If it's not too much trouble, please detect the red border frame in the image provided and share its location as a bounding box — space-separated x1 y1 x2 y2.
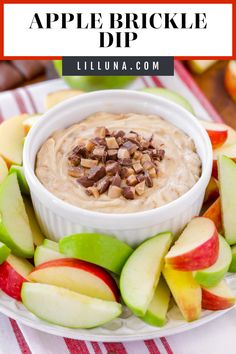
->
0 0 235 59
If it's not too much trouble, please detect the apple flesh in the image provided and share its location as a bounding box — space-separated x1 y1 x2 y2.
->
29 258 119 302
200 120 228 149
34 240 65 266
0 156 8 184
162 266 201 322
200 120 236 148
212 144 236 179
21 283 122 329
187 60 217 74
218 155 236 245
229 245 236 272
22 114 42 136
0 241 10 265
23 197 45 246
59 233 133 274
193 236 232 287
141 88 195 114
9 165 29 195
45 90 84 110
0 254 33 301
120 232 172 317
225 60 236 102
141 276 170 327
0 114 29 166
0 174 34 258
202 280 235 310
203 197 222 233
204 177 219 203
165 217 219 271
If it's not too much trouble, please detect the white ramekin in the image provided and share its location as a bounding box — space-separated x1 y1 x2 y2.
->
23 90 212 246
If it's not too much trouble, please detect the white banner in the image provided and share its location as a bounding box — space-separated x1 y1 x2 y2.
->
4 3 232 57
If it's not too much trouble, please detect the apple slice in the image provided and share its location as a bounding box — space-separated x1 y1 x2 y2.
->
9 165 29 195
203 197 222 233
187 60 217 74
162 266 201 322
21 283 122 328
0 254 33 301
0 173 34 258
34 240 65 266
0 241 10 265
45 89 84 110
225 60 236 102
200 120 236 148
212 144 236 179
229 245 236 272
193 236 232 287
23 197 44 246
218 155 236 245
22 114 42 136
141 276 170 327
59 233 133 274
0 114 29 166
0 156 8 184
141 88 195 114
202 280 235 310
165 217 219 271
200 120 228 149
29 258 119 302
120 232 172 316
204 177 219 203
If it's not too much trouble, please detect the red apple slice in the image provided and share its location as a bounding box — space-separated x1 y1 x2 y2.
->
200 120 228 149
202 280 235 310
203 197 222 233
29 258 119 302
225 60 236 102
212 144 236 179
204 177 219 203
0 254 33 301
165 217 219 271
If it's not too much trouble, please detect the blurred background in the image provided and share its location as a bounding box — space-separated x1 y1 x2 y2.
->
0 60 235 127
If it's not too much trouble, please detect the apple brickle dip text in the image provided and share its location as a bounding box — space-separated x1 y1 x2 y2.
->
36 112 202 213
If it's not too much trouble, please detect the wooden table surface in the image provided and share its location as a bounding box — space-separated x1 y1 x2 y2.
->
26 60 236 129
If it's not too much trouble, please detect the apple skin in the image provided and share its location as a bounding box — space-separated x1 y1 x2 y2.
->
212 145 236 179
29 258 119 302
9 165 30 195
163 266 201 322
225 60 236 102
21 283 122 329
0 156 8 184
0 242 10 265
0 255 33 301
165 218 219 271
202 282 236 311
229 245 236 272
204 177 219 203
206 129 228 149
203 197 222 233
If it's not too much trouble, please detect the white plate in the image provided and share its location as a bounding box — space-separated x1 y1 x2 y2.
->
0 275 235 342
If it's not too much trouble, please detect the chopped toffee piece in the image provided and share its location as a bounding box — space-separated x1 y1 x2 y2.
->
67 126 165 199
122 186 135 200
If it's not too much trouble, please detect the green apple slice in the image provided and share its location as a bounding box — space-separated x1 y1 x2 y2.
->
218 155 236 244
23 197 45 246
141 87 195 114
141 276 170 327
9 165 30 195
229 245 236 272
34 240 65 266
0 241 10 265
0 173 34 258
193 236 232 287
21 283 122 328
59 233 133 274
120 232 172 317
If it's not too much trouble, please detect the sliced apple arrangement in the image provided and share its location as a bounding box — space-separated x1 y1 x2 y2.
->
1 99 236 330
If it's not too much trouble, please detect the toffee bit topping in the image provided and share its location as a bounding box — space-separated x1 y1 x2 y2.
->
67 126 165 199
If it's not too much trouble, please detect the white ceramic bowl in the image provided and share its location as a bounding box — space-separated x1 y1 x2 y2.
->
23 90 212 246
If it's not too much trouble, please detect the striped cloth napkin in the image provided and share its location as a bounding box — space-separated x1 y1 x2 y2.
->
0 60 235 354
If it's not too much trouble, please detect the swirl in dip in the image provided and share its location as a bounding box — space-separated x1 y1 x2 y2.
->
35 112 201 214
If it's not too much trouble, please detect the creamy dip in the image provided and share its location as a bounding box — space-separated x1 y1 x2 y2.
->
36 112 201 213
